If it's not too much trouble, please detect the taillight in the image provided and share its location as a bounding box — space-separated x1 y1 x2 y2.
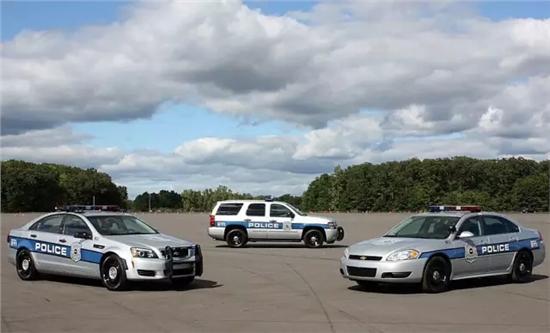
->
209 215 215 227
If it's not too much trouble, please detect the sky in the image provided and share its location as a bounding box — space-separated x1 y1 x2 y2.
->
1 0 549 199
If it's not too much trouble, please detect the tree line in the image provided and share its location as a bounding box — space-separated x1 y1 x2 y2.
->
301 157 549 212
2 157 548 212
1 160 128 212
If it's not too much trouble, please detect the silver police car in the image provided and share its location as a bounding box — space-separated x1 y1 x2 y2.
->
7 208 203 291
340 206 545 292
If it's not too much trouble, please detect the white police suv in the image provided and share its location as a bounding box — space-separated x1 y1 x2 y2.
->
207 200 344 248
7 206 203 291
340 205 545 292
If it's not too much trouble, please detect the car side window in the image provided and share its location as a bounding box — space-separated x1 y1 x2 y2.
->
270 204 292 218
458 217 482 237
246 203 265 217
482 216 512 235
62 215 92 237
30 215 64 234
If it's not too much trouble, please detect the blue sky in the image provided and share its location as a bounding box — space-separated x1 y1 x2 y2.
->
2 1 549 197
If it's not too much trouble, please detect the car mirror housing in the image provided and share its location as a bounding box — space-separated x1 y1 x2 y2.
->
458 231 474 239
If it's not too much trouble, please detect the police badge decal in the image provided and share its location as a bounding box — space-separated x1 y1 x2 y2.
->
465 244 478 263
71 243 82 262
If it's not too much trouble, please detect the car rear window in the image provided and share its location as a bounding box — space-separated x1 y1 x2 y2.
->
216 203 243 216
246 203 265 217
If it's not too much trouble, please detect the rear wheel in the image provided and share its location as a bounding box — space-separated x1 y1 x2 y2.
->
422 256 451 293
226 229 247 248
16 250 38 280
303 229 324 248
101 254 128 291
511 250 533 283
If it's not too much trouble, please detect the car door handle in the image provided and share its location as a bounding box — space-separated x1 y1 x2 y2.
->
30 234 37 238
244 219 251 222
509 237 518 242
269 220 277 223
59 239 67 243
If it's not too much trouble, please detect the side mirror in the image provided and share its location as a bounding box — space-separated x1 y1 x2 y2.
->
74 231 92 240
289 212 295 219
458 231 474 239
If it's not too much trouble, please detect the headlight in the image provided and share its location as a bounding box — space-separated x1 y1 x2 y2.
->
386 249 420 261
131 247 158 258
327 221 337 229
344 247 350 258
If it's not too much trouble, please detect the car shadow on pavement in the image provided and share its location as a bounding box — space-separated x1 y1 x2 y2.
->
215 244 348 249
39 274 222 292
348 274 548 294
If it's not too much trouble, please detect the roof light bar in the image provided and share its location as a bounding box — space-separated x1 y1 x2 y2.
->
428 205 481 213
57 205 121 212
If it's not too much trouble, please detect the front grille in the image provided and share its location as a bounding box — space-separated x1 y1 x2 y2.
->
347 266 377 277
349 255 382 261
161 247 190 258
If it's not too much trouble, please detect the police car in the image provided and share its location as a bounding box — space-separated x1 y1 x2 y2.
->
208 200 344 248
7 206 203 291
340 205 545 292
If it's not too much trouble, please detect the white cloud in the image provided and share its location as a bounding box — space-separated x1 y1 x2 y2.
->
1 1 549 197
2 0 549 137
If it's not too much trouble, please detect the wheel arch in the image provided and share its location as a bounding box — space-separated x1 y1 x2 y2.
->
301 226 326 240
100 251 128 271
224 225 248 239
423 252 453 276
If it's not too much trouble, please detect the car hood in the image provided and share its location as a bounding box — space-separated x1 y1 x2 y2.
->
348 237 445 257
104 233 194 249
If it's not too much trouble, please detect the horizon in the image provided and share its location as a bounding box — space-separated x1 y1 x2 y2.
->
2 0 549 198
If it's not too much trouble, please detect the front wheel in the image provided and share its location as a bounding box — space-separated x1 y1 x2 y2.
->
303 229 324 248
101 254 128 291
510 250 533 283
422 256 451 293
226 229 247 248
16 250 39 280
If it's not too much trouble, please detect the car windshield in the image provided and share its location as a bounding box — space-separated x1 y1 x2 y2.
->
288 204 306 216
384 215 460 239
87 215 158 235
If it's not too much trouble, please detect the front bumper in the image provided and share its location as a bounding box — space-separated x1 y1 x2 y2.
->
126 257 201 280
340 255 427 283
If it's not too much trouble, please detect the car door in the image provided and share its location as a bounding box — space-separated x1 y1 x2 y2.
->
451 216 492 278
60 214 100 277
27 214 70 274
244 203 269 239
482 215 519 273
268 203 298 240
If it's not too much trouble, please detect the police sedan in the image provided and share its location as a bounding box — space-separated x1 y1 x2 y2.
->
340 206 545 292
7 208 203 291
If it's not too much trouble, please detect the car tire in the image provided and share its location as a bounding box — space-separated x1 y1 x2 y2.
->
16 249 39 280
303 229 324 248
226 229 247 248
171 276 194 288
101 254 128 291
510 250 533 283
422 256 451 293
